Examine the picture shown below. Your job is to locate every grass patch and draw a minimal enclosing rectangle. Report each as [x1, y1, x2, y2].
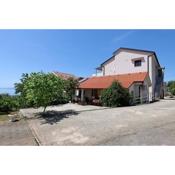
[0, 111, 18, 122]
[0, 114, 9, 121]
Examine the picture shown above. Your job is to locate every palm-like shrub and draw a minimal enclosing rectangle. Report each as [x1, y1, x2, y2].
[101, 81, 131, 107]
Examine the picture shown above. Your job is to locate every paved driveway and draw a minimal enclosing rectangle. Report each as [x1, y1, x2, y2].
[21, 100, 175, 145]
[0, 120, 37, 146]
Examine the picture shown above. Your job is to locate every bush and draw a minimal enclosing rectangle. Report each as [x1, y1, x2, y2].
[64, 78, 79, 101]
[0, 94, 20, 113]
[101, 81, 131, 107]
[167, 81, 175, 96]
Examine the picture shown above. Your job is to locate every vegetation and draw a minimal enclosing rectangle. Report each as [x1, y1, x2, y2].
[14, 72, 79, 112]
[0, 94, 20, 113]
[20, 72, 66, 112]
[64, 77, 79, 101]
[101, 81, 131, 107]
[167, 81, 175, 96]
[0, 111, 18, 122]
[1, 72, 79, 114]
[0, 113, 10, 122]
[50, 77, 78, 105]
[15, 73, 31, 108]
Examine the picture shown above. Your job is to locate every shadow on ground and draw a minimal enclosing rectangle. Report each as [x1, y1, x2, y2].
[36, 107, 111, 125]
[37, 110, 79, 125]
[36, 107, 127, 125]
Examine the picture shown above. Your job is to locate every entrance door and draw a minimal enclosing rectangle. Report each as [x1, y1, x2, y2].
[92, 89, 98, 98]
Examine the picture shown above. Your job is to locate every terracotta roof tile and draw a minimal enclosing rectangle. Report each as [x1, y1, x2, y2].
[53, 71, 84, 81]
[79, 72, 148, 89]
[53, 71, 77, 80]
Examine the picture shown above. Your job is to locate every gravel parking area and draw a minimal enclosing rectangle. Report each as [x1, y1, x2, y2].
[20, 100, 175, 145]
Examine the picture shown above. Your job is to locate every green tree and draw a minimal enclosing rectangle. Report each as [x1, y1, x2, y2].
[22, 72, 65, 112]
[64, 78, 79, 101]
[167, 81, 175, 95]
[101, 81, 131, 107]
[15, 73, 29, 95]
[14, 73, 30, 108]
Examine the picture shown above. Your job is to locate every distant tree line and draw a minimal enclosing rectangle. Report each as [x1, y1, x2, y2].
[167, 81, 175, 96]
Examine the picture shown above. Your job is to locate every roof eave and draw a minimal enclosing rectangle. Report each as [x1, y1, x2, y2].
[101, 55, 115, 66]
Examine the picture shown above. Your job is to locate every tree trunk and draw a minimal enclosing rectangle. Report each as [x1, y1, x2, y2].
[43, 106, 47, 113]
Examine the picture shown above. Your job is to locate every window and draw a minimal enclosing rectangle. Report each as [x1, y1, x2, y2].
[134, 60, 142, 67]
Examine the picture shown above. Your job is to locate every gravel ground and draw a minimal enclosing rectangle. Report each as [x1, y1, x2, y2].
[20, 100, 175, 145]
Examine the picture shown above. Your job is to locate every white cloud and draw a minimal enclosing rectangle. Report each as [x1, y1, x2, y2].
[113, 30, 135, 43]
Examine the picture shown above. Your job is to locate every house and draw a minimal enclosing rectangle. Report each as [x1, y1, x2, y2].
[77, 47, 164, 104]
[53, 71, 84, 81]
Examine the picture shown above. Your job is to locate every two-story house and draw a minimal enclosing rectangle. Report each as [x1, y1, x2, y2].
[78, 48, 164, 104]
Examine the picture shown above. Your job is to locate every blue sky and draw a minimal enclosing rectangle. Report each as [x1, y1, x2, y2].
[0, 30, 174, 87]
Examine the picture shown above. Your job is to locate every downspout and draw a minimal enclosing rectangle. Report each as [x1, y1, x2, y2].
[102, 66, 105, 76]
[147, 54, 154, 102]
[161, 67, 165, 99]
[147, 55, 149, 73]
[147, 54, 150, 101]
[147, 53, 154, 74]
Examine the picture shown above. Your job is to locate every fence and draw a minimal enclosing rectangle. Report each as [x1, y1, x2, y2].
[132, 96, 149, 105]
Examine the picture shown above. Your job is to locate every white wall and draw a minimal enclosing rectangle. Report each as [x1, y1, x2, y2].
[102, 51, 163, 101]
[92, 72, 103, 77]
[148, 55, 160, 101]
[148, 55, 153, 101]
[103, 51, 148, 75]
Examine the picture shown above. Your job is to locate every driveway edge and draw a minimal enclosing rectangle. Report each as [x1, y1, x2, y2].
[26, 119, 42, 146]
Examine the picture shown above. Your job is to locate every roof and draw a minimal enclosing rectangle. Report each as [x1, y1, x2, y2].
[53, 71, 77, 80]
[101, 47, 161, 67]
[53, 71, 84, 81]
[79, 72, 148, 89]
[113, 47, 156, 55]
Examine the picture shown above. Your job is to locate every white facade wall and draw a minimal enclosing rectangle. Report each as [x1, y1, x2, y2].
[103, 51, 148, 75]
[148, 55, 153, 101]
[148, 55, 160, 101]
[102, 51, 162, 102]
[92, 72, 103, 77]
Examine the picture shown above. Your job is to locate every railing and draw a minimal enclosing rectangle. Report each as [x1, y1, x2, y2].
[132, 96, 149, 105]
